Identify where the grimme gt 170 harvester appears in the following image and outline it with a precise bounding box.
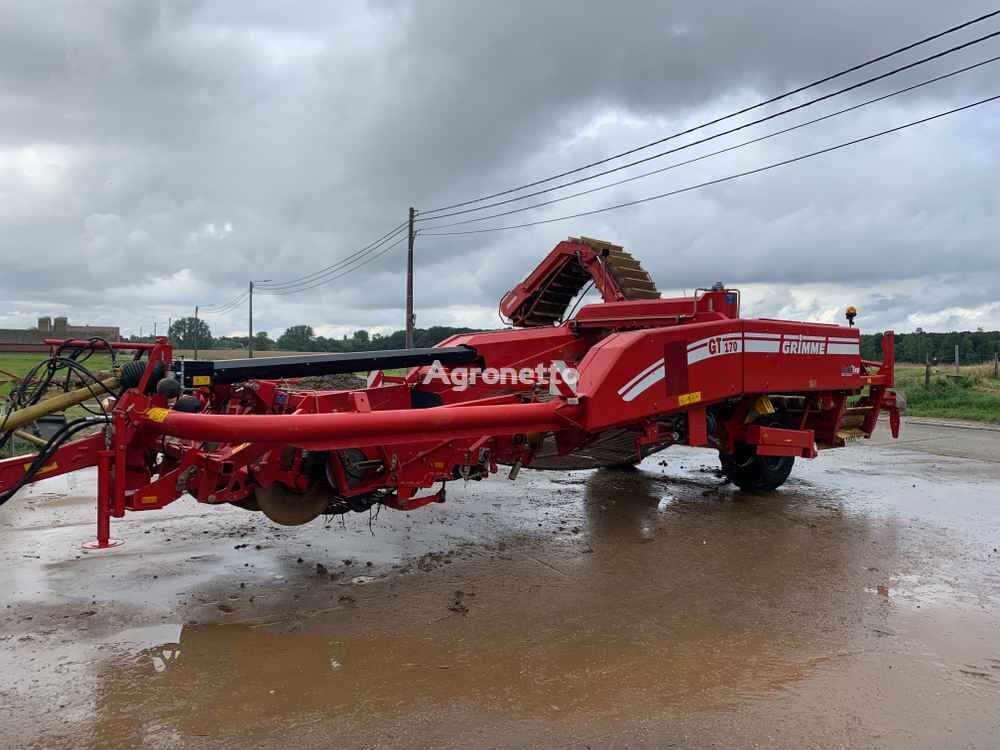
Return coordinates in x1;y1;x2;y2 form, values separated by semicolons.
0;237;901;548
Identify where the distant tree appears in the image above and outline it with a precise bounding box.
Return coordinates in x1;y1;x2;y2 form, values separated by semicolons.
212;336;246;350
862;330;1000;363
169;317;213;349
277;325;315;351
352;329;370;344
253;331;274;351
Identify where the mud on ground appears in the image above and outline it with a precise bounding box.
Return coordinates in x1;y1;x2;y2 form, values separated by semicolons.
1;419;999;749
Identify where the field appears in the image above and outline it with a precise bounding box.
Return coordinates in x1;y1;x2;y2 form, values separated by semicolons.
0;351;115;397
894;361;1000;423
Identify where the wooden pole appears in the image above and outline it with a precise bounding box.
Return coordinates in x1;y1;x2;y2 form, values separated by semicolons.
954;344;959;375
249;281;254;359
405;207;416;349
925;354;931;388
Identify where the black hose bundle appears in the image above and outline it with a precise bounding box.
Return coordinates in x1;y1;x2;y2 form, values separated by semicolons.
0;415;110;507
0;339;128;505
0;339;123;452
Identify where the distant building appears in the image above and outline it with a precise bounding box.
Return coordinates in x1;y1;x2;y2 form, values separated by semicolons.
0;316;121;353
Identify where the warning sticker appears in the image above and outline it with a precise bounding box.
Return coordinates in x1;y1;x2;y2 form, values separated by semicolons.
146;407;170;423
192;375;212;386
677;391;702;406
24;461;58;475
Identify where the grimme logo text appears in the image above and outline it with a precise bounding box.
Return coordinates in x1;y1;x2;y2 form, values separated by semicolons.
782;339;827;355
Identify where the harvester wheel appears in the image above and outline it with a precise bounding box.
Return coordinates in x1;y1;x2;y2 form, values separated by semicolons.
253;482;330;526
720;419;794;492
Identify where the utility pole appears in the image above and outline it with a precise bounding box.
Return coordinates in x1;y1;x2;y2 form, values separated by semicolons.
249;280;271;359
405;206;416;349
153;321;157;338
167;317;172;344
194;305;200;360
249;281;254;358
955;344;960;375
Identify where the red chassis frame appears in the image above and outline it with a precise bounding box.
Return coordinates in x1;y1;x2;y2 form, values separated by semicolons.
0;249;901;548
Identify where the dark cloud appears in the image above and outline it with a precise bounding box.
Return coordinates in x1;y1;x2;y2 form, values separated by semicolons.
1;0;998;337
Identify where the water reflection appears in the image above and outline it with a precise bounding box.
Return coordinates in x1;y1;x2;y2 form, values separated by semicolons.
82;465;901;748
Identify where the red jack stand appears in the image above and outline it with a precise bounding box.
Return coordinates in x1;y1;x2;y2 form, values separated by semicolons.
82;449;123;550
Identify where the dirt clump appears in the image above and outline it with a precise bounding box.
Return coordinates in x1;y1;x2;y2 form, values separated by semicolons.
283;373;366;391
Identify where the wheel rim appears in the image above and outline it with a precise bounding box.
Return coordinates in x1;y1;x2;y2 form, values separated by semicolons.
254;482;330;526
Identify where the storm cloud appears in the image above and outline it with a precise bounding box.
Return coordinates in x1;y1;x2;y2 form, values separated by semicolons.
1;0;998;338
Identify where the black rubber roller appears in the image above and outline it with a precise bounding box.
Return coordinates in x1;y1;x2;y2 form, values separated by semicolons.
118;360;166;393
156;377;182;400
173;394;203;413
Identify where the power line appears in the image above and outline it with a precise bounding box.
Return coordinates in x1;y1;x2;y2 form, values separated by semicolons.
200;290;250;316
420;9;1000;215
255;221;408;291
191;221;408;311
256;235;408;296
419;30;1000;226
419;53;1000;231
254;228;407;296
200;290;248;310
421;92;1000;237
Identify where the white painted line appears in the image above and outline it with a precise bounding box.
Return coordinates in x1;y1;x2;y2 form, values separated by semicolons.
618;358;665;396
622;364;666;402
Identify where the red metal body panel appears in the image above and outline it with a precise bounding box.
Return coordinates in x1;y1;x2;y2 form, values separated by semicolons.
742;320;863;393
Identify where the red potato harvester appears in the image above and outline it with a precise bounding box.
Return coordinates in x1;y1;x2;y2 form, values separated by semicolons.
0;237;902;548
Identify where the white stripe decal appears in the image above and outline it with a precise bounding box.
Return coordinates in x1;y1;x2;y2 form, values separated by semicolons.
620;331;861;401
745;340;780;353
827;343;861;355
622;364;666;402
618;358;665;396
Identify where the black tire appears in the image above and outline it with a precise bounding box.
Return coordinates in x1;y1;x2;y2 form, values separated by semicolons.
719;418;795;491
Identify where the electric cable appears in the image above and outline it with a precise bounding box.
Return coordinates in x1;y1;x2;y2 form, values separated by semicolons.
257;235;409;296
420;9;1000;215
419;54;1000;231
200;291;250;318
421;92;1000;236
255;220;408;292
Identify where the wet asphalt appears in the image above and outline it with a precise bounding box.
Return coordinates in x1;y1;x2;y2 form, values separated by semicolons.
1;418;998;749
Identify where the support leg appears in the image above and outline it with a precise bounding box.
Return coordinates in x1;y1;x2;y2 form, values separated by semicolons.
82;449;123;549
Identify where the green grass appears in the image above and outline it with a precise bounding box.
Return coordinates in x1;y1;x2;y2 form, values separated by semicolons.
895;363;1000;424
0;351;115;397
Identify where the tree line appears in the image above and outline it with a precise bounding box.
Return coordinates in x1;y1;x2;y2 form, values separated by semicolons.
862;329;1000;364
144;318;1000;365
157;318;478;353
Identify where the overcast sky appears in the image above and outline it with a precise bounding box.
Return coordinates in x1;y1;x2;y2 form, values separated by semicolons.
2;1;998;340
